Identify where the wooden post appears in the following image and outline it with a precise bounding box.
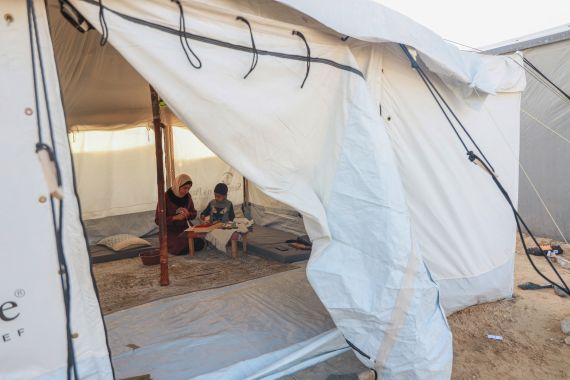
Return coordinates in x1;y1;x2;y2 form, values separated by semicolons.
150;86;169;286
164;123;175;189
243;177;249;205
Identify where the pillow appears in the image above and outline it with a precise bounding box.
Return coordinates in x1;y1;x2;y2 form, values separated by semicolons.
97;234;151;252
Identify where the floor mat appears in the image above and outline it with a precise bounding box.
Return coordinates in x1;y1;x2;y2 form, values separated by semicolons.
105;268;336;380
93;250;299;314
245;226;311;263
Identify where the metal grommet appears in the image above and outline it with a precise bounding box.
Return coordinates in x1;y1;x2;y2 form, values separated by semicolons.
25;108;33;116
38;195;47;203
71;333;79;339
4;14;14;25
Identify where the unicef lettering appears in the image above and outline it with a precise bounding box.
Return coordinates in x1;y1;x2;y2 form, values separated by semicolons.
1;294;25;344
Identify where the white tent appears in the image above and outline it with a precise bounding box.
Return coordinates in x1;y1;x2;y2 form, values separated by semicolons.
1;0;525;379
484;25;570;243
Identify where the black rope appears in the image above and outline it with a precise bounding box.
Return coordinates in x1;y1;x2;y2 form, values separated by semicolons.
399;43;570;296
345;339;372;360
346;338;380;377
172;0;202;69
27;1;79;378
236;16;258;79
98;0;109;46
399;45;495;172
523;57;570;101
292;30;311;88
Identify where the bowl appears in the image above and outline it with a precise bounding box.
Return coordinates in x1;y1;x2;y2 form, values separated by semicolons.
139;249;160;266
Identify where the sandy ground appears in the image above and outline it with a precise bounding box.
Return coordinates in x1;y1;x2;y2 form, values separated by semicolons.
93;249;300;314
449;236;570;380
288;236;570;379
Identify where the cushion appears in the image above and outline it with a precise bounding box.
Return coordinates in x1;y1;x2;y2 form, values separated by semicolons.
97;234;151;252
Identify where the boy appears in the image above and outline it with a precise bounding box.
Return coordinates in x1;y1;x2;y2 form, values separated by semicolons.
200;183;235;223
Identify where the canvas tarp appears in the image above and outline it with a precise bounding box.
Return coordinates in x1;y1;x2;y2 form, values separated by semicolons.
517;39;570;241
1;0;525;378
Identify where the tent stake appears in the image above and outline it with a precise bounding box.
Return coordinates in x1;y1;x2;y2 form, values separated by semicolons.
150;85;169;286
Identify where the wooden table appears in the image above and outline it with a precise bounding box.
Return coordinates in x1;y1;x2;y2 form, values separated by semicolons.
186;223;248;258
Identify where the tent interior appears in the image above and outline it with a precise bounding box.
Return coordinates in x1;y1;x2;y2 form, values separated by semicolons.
49;1;341;378
2;0;528;378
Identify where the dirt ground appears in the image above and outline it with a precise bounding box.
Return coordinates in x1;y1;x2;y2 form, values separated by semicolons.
288;235;570;379
448;236;570;380
93;249;300;314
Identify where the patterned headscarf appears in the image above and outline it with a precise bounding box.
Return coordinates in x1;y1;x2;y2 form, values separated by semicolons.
171;173;193;197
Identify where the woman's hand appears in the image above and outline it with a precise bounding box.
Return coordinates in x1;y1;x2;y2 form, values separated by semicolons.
173;213;183;221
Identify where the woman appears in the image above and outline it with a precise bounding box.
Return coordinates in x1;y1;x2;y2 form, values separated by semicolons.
155;173;205;255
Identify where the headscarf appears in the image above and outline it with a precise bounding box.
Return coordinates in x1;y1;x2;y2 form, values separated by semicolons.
171;173;193;197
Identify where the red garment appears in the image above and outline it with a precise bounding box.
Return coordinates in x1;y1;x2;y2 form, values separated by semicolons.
155;192;198;255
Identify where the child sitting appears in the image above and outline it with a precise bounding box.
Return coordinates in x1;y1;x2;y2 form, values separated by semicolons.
200;183;235;223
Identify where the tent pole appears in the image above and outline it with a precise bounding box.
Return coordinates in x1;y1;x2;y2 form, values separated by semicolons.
243;177;249;205
150;85;169;286
164;123;175;189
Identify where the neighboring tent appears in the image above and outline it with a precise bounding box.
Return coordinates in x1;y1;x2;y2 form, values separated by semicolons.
484;25;570;242
1;0;525;379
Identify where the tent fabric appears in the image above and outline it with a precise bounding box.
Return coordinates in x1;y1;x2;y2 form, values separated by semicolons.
106;268;340;379
276;0;526;96
47;0;526;131
1;0;526;378
516;39;570;241
1;1;113;378
68;0;455;377
367;44;521;312
477;28;569;242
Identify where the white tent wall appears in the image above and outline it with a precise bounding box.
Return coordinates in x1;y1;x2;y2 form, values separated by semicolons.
1;1;113;378
350;43;522;313
517;39;570;241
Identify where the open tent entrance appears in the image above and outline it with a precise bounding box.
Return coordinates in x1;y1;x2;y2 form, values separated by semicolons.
53;0;310;264
72;124;310;265
48;2;338;378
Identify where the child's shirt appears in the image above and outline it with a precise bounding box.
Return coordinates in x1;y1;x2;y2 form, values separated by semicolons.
201;199;235;223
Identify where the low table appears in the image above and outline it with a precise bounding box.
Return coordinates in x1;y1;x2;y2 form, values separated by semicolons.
186;224;248;257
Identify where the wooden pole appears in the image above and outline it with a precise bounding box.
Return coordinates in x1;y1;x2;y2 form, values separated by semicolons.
150;86;169;286
243;177;249;205
164;123;175;189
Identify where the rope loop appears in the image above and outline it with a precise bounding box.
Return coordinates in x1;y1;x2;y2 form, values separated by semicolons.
98;0;109;46
172;0;202;69
236;16;258;79
292;30;311;88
